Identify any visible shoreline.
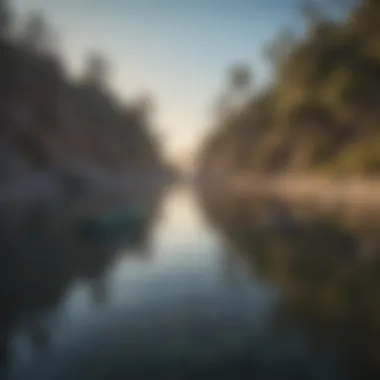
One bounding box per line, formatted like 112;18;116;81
217;175;380;205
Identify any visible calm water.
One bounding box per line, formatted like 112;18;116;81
2;185;380;380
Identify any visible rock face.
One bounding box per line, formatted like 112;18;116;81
0;18;167;202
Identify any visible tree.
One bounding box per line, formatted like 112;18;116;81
214;92;233;121
22;12;53;52
226;63;253;110
229;63;252;93
82;51;110;88
299;0;328;25
264;28;297;67
133;93;155;122
0;0;10;39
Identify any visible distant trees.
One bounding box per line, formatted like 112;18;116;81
0;1;165;176
82;51;111;89
229;64;252;93
299;0;328;25
0;0;11;39
263;28;297;68
228;64;253;106
201;0;380;176
214;64;253;121
21;12;52;52
132;93;155;123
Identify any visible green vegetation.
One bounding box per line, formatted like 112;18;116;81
201;0;380;176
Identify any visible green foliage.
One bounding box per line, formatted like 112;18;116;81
323;137;380;174
201;0;380;175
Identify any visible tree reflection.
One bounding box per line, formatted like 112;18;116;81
0;188;163;376
199;189;380;379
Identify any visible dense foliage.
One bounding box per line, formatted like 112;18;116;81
201;0;380;176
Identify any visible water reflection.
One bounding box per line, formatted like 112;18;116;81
0;188;163;376
199;188;380;379
3;186;380;379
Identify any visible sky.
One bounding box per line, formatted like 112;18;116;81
13;0;311;166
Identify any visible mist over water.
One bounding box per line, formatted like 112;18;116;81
0;185;377;379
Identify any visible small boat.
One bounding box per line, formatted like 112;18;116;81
76;206;147;241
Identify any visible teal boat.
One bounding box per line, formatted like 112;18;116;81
76;206;147;241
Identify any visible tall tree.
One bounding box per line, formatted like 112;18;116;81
133;93;155;123
299;0;328;25
264;28;297;67
22;12;52;52
229;64;252;93
226;63;253;110
82;51;110;88
0;0;10;39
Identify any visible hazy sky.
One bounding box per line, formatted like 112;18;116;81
13;0;310;163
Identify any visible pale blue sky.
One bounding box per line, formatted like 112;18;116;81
12;0;344;163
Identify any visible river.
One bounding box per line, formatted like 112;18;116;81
2;184;380;380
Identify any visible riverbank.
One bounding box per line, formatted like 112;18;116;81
0;164;172;241
219;176;380;205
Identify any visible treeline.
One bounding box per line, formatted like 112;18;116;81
200;0;380;176
0;0;169;191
